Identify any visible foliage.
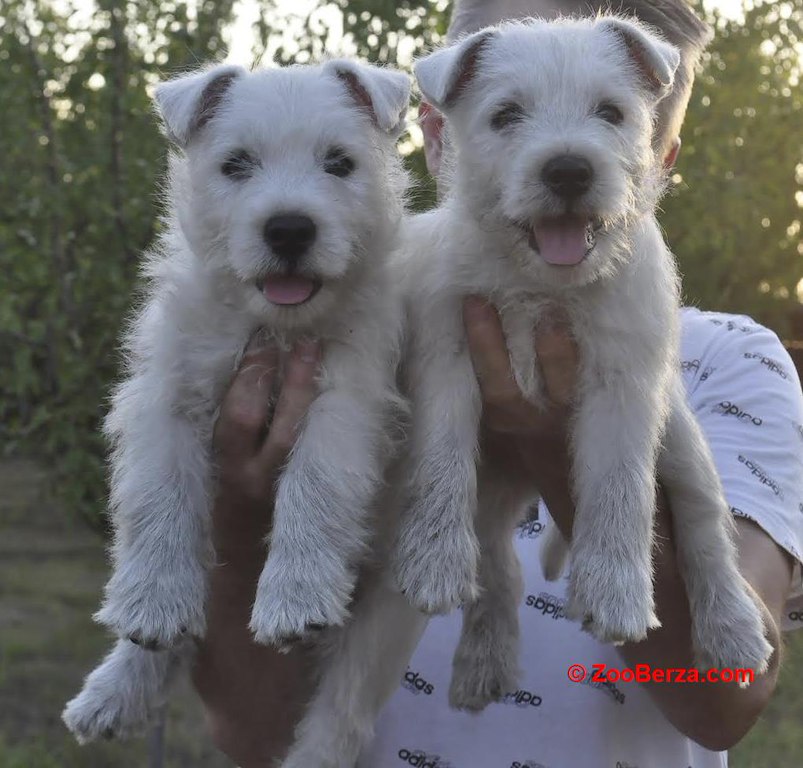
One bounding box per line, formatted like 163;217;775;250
0;0;800;530
664;1;803;333
0;0;238;527
254;0;449;205
0;460;228;767
0;457;796;766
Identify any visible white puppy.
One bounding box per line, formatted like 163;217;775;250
170;19;775;767
390;16;773;711
184;19;776;766
193;19;775;766
63;58;411;744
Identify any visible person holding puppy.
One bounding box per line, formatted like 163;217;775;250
194;1;803;766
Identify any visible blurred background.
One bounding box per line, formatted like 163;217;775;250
0;0;801;765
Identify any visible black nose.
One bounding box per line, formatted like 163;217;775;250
541;155;594;199
263;214;317;264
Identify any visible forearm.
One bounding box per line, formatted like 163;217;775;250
189;338;323;766
464;299;792;751
532;449;781;751
617;500;781;751
192;495;317;767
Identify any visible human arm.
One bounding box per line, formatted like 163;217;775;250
462;297;798;751
191;337;320;767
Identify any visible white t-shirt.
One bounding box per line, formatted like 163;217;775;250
359;308;803;768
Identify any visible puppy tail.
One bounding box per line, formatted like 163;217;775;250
540;525;569;582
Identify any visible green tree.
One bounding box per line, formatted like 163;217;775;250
663;0;803;334
0;0;450;526
0;0;238;525
255;0;451;206
1;0;800;529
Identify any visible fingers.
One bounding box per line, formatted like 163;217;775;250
209;337;319;560
210;336;279;557
261;339;320;466
463;296;579;411
214;335;278;463
463;296;520;406
534;324;579;408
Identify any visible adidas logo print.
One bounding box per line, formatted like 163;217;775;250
502;689;543;708
397;748;455;767
525;592;566;620
402;669;435;696
517;519;545;538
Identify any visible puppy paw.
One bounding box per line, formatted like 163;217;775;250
567;556;659;644
95;570;205;649
250;556;352;648
63;683;149;744
392;522;479;615
691;580;772;685
449;628;519;712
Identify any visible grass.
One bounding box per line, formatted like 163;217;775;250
0;458;800;767
0;460;228;768
729;630;803;767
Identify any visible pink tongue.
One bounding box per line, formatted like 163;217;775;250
532;216;589;266
262;275;316;305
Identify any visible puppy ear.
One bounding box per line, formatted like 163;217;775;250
598;17;681;99
325;60;411;135
414;28;496;111
154;64;246;147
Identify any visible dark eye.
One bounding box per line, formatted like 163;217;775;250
324;147;355;178
221;150;258;180
490;102;525;131
595;102;624;125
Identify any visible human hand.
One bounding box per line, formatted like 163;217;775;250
192;335;320;766
462;296;578;431
462;296;579;536
210;335;320;559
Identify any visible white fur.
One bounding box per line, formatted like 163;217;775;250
395;16;772;710
63;58;413;746
244;19;773;764
62;639;188;743
64;19;774;765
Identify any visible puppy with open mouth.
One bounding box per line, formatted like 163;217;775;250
148;18;775;768
390;15;773;711
63;57;413;752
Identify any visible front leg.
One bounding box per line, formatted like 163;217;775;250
278;578;427;768
658;379;772;675
449;464;529;711
63;637;189;743
94;405;213;648
392;321;482;615
250;388;385;647
566;381;663;643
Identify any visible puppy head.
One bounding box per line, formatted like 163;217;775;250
154;60;410;328
415;16;680;288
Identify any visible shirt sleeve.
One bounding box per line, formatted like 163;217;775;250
686;320;803;632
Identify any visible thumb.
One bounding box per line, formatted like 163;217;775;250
534;324;579;408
